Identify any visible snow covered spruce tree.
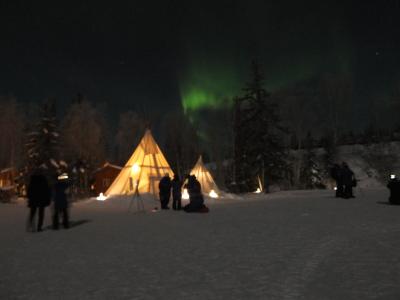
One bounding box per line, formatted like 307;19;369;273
301;132;324;189
233;61;288;192
25;100;62;179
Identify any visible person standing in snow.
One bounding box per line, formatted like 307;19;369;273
331;163;344;197
171;174;182;210
27;171;52;232
158;173;172;209
341;162;355;198
387;175;400;205
52;173;70;229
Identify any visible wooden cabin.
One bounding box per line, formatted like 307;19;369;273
91;162;122;195
0;167;17;189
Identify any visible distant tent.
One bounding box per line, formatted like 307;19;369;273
105;129;173;197
190;156;220;196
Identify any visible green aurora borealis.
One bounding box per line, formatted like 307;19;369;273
179;63;241;113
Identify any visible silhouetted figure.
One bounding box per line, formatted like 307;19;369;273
172;175;182;210
27;172;51;232
183;175;207;212
387;176;400;205
52;173;70;229
331;163;344;197
159;173;172;209
341;162;355;199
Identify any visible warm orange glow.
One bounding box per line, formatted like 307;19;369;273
131;163;140;174
209;189;218;198
106;130;174;197
182;188;190;200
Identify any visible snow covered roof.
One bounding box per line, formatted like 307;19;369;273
93;162;123;173
0;167;16;174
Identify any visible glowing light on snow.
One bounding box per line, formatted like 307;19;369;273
254;188;262;194
182;188;190;200
57;173;69;180
96;193;107;201
131;163;140;174
209;189;218;198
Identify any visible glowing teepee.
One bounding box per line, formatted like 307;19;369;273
105;129;173;196
190;156;220;197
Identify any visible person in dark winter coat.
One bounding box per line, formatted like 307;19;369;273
158;173;172;209
387;175;400;205
331;163;344;197
52;173;70;229
183;175;206;212
171;175;182;210
27;172;51;232
341;162;355;198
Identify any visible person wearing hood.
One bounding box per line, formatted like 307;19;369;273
52;173;71;229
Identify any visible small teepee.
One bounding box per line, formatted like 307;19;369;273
105;129;173;197
190;156;220;197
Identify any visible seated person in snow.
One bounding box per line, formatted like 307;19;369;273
183;175;208;213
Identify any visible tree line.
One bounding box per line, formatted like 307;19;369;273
1;61;400;195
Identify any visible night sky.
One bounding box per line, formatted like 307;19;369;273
1;1;400;124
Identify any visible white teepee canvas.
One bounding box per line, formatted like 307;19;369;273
190;156;220;196
105;129;173;196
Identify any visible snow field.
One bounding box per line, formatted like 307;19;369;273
1;189;399;299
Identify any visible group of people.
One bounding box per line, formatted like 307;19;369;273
331;162;357;199
158;173;208;213
27;171;70;232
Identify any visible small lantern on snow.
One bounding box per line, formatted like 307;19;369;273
96;192;107;201
182;188;189;200
209;189;218;198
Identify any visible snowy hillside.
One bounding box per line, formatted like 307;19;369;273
310;142;400;189
337;142;400;187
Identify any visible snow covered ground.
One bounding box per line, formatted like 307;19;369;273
1;188;400;300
